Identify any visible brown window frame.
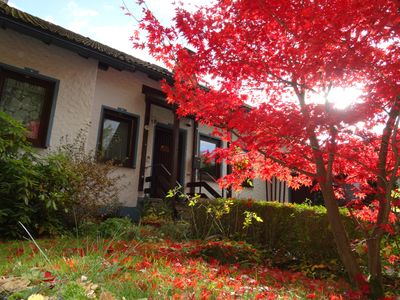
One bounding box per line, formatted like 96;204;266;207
0;66;57;148
97;107;139;168
199;134;222;180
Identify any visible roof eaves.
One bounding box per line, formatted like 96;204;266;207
0;3;173;81
0;16;139;72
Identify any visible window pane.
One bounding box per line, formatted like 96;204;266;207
0;78;46;139
199;138;219;178
101;118;129;162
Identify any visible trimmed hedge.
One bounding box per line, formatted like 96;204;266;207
190;199;360;263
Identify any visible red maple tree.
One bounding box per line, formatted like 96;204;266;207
132;0;399;297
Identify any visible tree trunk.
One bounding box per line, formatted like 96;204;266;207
367;236;385;299
365;102;399;298
319;185;362;285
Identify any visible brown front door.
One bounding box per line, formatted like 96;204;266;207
151;125;185;197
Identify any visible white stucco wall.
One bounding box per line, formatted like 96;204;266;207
0;28;98;148
87;67;167;207
0;27;268;207
232;178;267;200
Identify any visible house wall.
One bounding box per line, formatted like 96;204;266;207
85;68;197;207
86;68;164;207
0;27;270;208
232;178;267;200
0;28;98;148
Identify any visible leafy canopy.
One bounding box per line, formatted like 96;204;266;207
134;0;399;208
134;0;399;294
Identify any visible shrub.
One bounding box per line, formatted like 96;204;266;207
0;112;73;237
158;221;191;241
189;240;261;265
97;217;134;238
139;197;191;240
52;129;123;225
189;198;360;264
140;198;174;227
0;113;123;238
79;217;138;239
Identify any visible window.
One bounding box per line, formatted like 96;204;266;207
98;108;138;168
199;135;221;180
0;66;57;147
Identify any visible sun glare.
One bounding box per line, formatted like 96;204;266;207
327;87;364;110
328;87;362;109
308;86;364;110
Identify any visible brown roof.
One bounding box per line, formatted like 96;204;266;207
0;1;172;79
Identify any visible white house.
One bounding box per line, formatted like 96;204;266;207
0;1;296;217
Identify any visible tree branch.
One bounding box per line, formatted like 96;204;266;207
228;129;317;178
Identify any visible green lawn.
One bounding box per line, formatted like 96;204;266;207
0;231;363;300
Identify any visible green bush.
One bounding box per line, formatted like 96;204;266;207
0;112;73;237
190;198;360;263
0;113;123;238
98;217;134;238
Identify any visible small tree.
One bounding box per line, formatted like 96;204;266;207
133;0;399;297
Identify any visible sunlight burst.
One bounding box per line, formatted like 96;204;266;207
327;87;363;110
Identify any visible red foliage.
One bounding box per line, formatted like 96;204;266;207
134;0;400;222
43;271;56;283
133;0;400;290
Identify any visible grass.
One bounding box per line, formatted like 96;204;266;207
0;229;365;300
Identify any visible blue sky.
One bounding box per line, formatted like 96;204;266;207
7;0;209;64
